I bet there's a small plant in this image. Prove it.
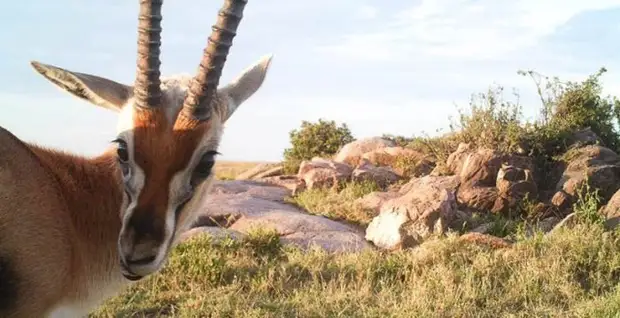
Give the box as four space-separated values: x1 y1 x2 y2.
282 119 355 174
381 134 414 147
572 181 606 225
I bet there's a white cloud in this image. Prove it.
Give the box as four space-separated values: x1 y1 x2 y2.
317 0 620 61
354 5 378 20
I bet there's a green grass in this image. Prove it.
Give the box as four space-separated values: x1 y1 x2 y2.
91 156 620 317
91 221 620 318
286 180 381 227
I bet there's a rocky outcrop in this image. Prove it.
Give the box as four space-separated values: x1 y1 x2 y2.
364 176 459 250
552 145 620 212
352 159 402 189
187 180 372 253
333 137 396 166
235 163 282 180
297 157 353 190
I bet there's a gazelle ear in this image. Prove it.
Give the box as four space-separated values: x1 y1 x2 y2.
30 61 133 112
218 54 273 122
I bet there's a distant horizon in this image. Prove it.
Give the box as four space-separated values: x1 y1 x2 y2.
2 1 620 162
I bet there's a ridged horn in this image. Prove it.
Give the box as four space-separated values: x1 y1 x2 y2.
180 0 248 120
133 0 163 109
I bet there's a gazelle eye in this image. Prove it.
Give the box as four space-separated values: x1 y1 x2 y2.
112 138 131 178
115 140 129 163
191 150 219 184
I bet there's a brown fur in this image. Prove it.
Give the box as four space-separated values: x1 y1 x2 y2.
128 109 209 241
0 126 123 317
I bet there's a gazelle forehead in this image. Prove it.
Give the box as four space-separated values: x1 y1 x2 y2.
116 74 194 134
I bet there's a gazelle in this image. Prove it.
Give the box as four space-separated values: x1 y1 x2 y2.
0 0 272 316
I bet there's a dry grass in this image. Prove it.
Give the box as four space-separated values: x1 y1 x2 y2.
286 180 381 227
90 178 620 318
91 222 620 318
213 161 269 180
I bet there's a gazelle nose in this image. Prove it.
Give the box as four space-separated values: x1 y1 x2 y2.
125 254 157 266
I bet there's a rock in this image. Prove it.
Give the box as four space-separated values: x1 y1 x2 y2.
459 148 505 186
297 157 353 189
258 175 300 192
551 190 573 212
355 191 401 213
456 186 498 212
352 160 402 189
601 188 620 230
366 188 458 250
494 164 538 213
548 213 578 234
446 143 472 176
179 226 246 244
567 127 603 148
361 147 434 177
254 165 284 179
529 202 561 219
602 187 620 219
364 208 413 250
556 145 620 204
458 232 512 249
525 216 561 236
334 137 396 166
230 210 370 253
196 180 370 253
235 163 280 180
446 144 535 185
605 216 620 230
470 222 494 234
397 175 460 195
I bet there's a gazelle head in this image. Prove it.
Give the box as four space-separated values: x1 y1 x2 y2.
30 0 272 281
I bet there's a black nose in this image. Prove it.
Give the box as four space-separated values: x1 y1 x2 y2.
125 255 157 266
119 257 145 281
122 272 144 281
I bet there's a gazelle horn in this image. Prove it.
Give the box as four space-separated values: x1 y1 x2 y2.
180 0 248 120
133 0 163 109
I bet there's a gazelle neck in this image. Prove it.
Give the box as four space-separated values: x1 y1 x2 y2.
27 145 125 270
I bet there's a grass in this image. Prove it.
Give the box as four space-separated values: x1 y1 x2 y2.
91 174 620 317
213 161 267 180
91 221 620 317
286 180 381 227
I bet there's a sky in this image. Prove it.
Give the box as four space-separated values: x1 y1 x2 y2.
2 0 620 162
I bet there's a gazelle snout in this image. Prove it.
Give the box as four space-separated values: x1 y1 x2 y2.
118 211 169 280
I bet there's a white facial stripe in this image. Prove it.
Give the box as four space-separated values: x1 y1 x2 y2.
115 84 226 271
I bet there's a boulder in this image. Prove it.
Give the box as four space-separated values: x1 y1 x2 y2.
365 176 458 250
351 159 402 189
334 137 396 166
361 146 434 177
235 162 280 180
194 180 371 253
297 157 353 190
554 145 620 208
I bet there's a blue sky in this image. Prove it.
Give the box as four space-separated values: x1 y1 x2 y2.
2 0 620 161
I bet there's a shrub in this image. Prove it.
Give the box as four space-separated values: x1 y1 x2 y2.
282 119 355 174
449 84 527 154
381 134 414 147
519 67 620 154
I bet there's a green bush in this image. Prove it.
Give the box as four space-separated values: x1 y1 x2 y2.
282 119 355 174
520 67 620 154
450 84 527 154
420 67 620 193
